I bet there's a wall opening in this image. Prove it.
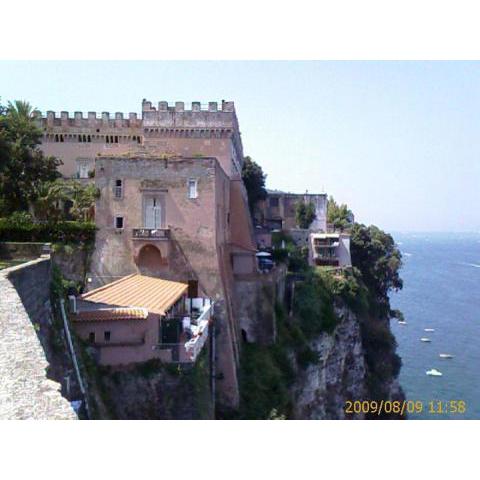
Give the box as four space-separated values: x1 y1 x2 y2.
137 244 164 275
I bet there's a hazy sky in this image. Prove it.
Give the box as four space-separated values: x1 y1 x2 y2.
1 61 478 232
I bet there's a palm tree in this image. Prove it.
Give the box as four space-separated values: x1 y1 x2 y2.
32 181 68 222
64 180 99 222
5 100 42 148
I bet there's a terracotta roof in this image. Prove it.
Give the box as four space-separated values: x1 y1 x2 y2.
80 274 188 315
73 307 148 323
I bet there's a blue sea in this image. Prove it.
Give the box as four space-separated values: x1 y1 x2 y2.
390 232 480 419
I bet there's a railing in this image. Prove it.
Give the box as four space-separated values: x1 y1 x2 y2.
132 228 170 239
156 301 213 363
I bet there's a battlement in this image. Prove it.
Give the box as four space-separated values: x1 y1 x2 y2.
39 111 142 129
141 99 239 132
141 100 235 113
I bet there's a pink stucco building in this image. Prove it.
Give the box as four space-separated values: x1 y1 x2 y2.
72 274 212 366
37 100 273 409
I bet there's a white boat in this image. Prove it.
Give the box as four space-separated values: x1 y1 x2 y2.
398 321 407 325
420 337 431 342
439 353 454 359
424 328 435 332
426 368 443 376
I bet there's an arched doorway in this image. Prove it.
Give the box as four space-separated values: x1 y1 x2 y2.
136 244 164 276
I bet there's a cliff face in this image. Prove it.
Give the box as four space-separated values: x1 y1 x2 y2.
78 349 214 420
291 305 367 419
290 301 404 419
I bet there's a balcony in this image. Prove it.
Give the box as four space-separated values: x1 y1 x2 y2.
156 299 213 363
132 228 170 240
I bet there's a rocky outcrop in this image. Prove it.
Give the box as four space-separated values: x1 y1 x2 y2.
290 301 404 420
291 305 367 419
80 351 214 420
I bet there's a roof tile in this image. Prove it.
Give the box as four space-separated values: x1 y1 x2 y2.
80 274 188 315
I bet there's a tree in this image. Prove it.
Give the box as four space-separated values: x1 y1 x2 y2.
241 156 267 212
295 201 316 229
0 100 62 214
67 181 100 222
32 181 67 222
327 196 353 232
350 223 403 300
32 179 100 223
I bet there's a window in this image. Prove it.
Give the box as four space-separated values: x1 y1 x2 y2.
269 197 279 207
115 216 124 229
114 179 123 198
77 159 90 179
104 331 111 342
188 179 198 199
88 332 95 343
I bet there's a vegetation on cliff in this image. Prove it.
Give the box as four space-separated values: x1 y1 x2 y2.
295 201 316 229
237 204 404 418
241 156 267 213
327 196 354 231
349 224 404 415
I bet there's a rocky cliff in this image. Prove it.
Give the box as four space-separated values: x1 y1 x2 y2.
291 304 368 419
290 301 404 420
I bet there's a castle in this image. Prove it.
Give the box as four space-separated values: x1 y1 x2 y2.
36 99 350 411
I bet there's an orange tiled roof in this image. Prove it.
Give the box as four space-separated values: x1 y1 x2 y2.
80 274 188 315
73 307 148 323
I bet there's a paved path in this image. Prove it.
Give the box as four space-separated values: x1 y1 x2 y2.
0 260 76 420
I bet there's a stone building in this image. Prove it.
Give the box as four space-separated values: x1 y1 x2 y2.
37 99 243 180
37 100 261 409
308 233 351 267
256 189 328 232
72 274 213 366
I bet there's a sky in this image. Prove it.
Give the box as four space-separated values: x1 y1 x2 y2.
0 61 479 233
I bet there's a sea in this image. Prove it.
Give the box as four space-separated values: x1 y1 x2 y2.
390 232 480 419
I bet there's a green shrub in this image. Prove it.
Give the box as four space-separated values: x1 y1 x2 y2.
0 217 96 244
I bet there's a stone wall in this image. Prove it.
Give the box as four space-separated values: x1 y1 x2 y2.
0 242 50 261
0 258 77 419
234 265 287 345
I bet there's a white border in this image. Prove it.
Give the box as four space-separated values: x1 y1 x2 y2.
2 0 480 59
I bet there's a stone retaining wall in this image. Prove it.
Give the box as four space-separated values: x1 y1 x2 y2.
0 257 76 419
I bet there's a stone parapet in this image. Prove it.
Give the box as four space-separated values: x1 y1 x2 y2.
0 258 77 419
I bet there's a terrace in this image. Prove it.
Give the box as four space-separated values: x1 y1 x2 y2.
132 228 170 240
